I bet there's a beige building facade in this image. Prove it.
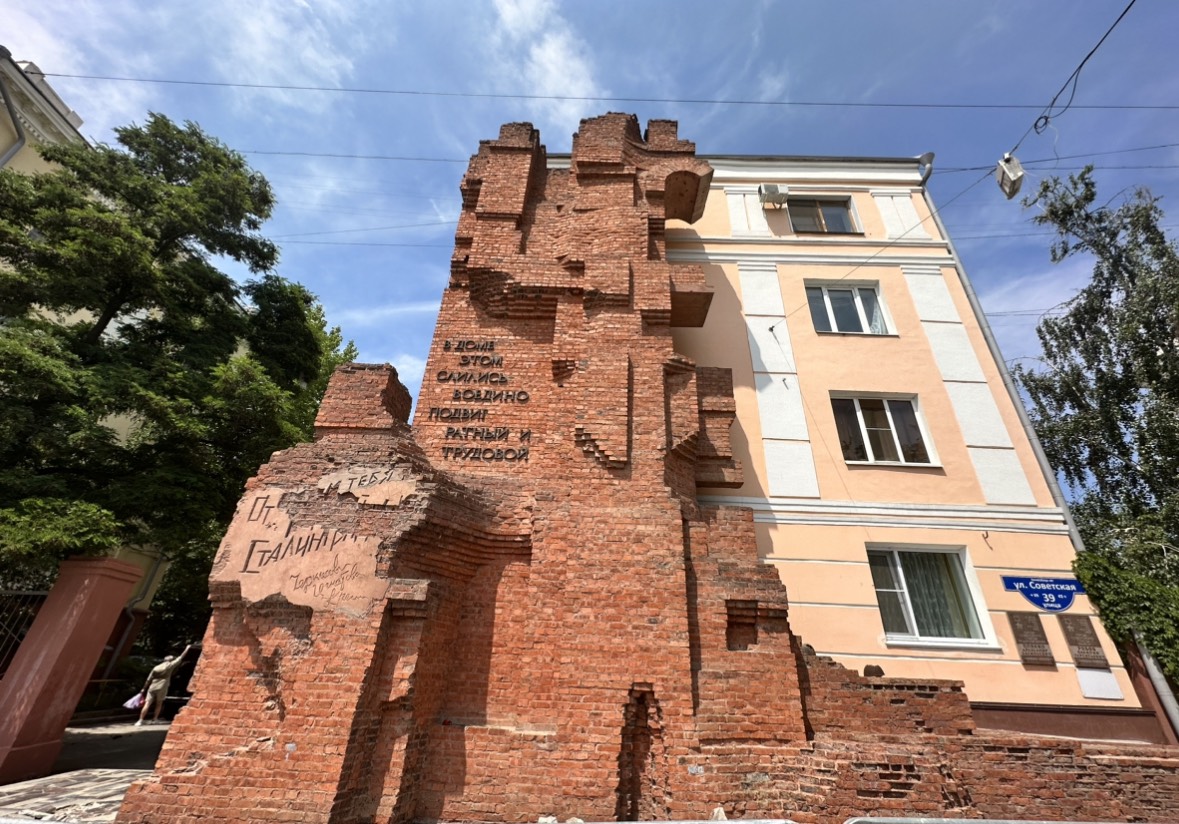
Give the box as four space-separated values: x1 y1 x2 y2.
0 46 85 171
665 154 1171 740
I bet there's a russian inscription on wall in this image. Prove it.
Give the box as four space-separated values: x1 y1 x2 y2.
1058 614 1110 669
317 466 417 507
1007 612 1056 666
212 488 388 615
429 339 531 464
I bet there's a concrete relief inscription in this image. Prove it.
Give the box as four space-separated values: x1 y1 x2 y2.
317 465 417 507
213 489 387 615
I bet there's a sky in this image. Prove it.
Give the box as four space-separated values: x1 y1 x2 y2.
5 0 1179 400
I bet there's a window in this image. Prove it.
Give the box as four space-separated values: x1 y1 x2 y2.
831 397 931 464
788 198 856 234
867 548 983 641
806 284 888 334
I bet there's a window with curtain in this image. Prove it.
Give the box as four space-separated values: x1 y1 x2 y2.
867 548 983 641
806 284 888 334
830 397 931 464
787 198 856 234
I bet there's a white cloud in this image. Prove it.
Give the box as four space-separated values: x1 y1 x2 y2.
334 301 442 327
484 0 607 138
756 67 790 103
350 352 426 401
975 256 1092 367
492 0 554 40
391 353 427 387
6 0 383 141
188 0 375 115
4 4 158 141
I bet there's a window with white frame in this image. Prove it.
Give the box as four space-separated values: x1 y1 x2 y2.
867 548 984 641
787 198 856 234
806 284 888 334
831 397 932 464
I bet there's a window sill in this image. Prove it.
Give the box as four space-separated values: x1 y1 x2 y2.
793 231 865 237
816 331 899 338
883 636 1002 653
844 460 943 469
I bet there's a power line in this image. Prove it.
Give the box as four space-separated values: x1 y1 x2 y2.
942 163 1179 175
245 150 464 163
1010 0 1140 153
245 136 1179 169
271 220 455 239
39 71 1179 112
954 222 1179 241
280 240 451 248
942 141 1179 172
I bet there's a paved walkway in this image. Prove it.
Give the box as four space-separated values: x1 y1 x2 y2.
0 721 166 823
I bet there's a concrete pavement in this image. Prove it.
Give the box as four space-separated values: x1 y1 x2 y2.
0 720 166 823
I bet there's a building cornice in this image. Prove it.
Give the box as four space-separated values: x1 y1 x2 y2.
705 156 924 186
546 153 926 186
667 231 950 251
697 495 1070 535
666 247 956 268
0 52 85 148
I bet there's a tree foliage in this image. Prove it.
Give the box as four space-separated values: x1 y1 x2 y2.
0 114 352 581
1015 167 1179 679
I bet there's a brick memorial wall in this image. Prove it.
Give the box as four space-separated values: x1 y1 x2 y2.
117 115 1179 824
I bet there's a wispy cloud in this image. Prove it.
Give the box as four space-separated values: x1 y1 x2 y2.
5 4 159 141
191 0 373 114
5 0 386 146
484 0 607 139
392 353 427 388
976 256 1092 367
334 301 443 327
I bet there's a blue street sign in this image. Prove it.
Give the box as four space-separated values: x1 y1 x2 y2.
1002 576 1086 612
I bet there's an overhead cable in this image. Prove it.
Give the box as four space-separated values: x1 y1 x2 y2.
1009 0 1140 154
39 71 1178 112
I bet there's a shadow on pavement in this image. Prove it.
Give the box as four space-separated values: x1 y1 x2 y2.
52 721 169 773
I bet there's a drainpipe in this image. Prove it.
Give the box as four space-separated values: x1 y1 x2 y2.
921 184 1179 741
0 47 28 168
1136 632 1179 738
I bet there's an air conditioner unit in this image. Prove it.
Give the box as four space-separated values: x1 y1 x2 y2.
995 154 1025 200
758 183 789 208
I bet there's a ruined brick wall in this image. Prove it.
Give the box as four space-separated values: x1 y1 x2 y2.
401 113 809 821
118 114 1179 824
797 647 976 738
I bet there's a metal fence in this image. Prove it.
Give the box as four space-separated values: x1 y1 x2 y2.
0 589 49 680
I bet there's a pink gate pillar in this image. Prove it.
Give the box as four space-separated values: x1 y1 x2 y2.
0 556 142 783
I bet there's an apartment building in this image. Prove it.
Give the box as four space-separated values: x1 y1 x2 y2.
666 154 1172 741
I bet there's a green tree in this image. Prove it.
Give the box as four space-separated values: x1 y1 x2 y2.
139 295 356 657
0 114 353 597
1015 167 1179 679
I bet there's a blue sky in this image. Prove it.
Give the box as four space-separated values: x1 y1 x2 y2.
6 1 1179 399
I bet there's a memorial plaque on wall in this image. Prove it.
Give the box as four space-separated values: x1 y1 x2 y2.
1058 614 1110 669
1007 612 1055 666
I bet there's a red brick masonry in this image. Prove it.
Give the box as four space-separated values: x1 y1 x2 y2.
117 115 1179 824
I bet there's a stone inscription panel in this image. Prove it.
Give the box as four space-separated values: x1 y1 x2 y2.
1058 614 1111 670
429 338 532 464
1007 612 1055 666
212 489 387 616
